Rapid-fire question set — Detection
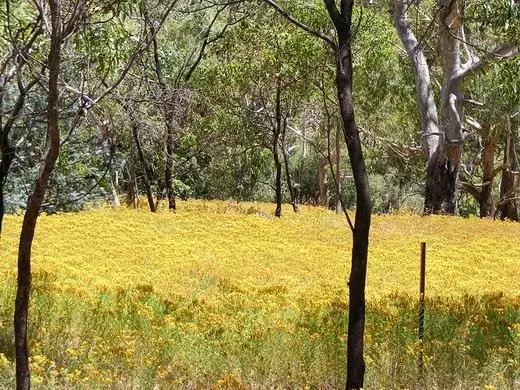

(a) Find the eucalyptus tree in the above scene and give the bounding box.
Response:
[393,0,519,214]
[262,0,372,387]
[197,4,326,215]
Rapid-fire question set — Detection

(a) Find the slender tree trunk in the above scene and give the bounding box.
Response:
[281,119,298,213]
[317,121,329,207]
[479,132,499,218]
[150,28,176,211]
[164,125,176,210]
[323,1,372,388]
[15,2,62,388]
[273,78,283,218]
[498,117,518,221]
[336,122,342,214]
[110,178,121,208]
[124,104,156,213]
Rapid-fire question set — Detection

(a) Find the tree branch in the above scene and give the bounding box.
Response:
[262,0,336,49]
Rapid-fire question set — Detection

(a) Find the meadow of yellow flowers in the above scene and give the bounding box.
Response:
[0,201,519,389]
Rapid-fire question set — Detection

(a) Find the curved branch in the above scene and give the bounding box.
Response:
[262,0,336,49]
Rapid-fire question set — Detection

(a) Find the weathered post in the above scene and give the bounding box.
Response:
[418,241,426,383]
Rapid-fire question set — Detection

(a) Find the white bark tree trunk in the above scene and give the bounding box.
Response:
[394,0,518,214]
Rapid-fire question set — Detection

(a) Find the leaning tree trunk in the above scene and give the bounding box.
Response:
[323,1,372,388]
[15,2,62,388]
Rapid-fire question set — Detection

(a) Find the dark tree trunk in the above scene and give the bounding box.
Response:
[15,2,62,388]
[165,126,176,210]
[323,1,372,388]
[498,119,518,221]
[273,146,282,217]
[273,77,283,217]
[424,151,458,214]
[124,103,156,213]
[126,170,137,208]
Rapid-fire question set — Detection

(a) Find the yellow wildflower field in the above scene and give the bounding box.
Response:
[0,201,519,388]
[1,200,518,300]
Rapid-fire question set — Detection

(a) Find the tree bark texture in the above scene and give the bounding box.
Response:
[15,1,62,388]
[323,1,372,388]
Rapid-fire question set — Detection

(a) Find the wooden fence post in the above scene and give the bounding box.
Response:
[418,241,426,383]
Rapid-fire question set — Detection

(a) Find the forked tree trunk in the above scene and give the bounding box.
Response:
[394,0,470,214]
[15,2,62,388]
[323,1,372,388]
